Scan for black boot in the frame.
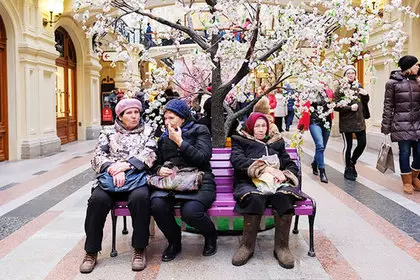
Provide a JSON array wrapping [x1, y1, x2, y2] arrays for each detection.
[[311, 162, 319, 176], [350, 160, 358, 178], [203, 235, 217, 256], [344, 166, 356, 181], [161, 242, 182, 262], [319, 168, 328, 183]]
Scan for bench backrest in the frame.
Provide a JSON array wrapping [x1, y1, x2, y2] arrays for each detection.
[[210, 147, 301, 193]]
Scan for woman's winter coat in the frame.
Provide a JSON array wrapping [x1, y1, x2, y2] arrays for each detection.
[[333, 82, 369, 133], [381, 70, 420, 142], [230, 133, 299, 203], [150, 122, 216, 208], [91, 119, 157, 174]]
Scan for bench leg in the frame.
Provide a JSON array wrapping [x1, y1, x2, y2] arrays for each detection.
[[122, 216, 128, 235], [292, 215, 299, 234], [308, 201, 317, 257], [110, 212, 118, 257]]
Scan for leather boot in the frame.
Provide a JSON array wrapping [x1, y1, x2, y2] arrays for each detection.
[[350, 160, 358, 178], [203, 235, 217, 256], [401, 173, 414, 194], [273, 214, 294, 269], [344, 166, 356, 181], [411, 169, 420, 191], [161, 242, 182, 262], [311, 162, 319, 176], [132, 248, 146, 271], [319, 168, 328, 183], [232, 215, 261, 266], [79, 252, 98, 274]]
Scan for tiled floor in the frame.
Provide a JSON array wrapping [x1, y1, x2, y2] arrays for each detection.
[[0, 134, 419, 280]]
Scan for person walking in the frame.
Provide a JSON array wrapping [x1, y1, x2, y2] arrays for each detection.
[[298, 88, 334, 183], [334, 65, 370, 181], [381, 55, 420, 194], [274, 89, 288, 132], [284, 84, 295, 131]]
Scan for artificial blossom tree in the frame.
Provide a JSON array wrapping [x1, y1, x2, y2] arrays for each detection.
[[74, 0, 418, 147]]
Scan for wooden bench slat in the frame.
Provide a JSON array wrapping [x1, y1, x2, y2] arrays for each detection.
[[210, 161, 232, 168], [211, 154, 231, 161], [216, 185, 233, 192], [212, 169, 234, 176]]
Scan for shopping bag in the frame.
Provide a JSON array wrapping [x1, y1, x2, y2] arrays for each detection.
[[376, 138, 395, 173]]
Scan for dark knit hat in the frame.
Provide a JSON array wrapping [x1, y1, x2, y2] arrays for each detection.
[[245, 112, 269, 136], [164, 99, 191, 120], [398, 55, 418, 72]]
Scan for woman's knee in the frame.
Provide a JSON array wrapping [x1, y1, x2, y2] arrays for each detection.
[[127, 187, 149, 205], [181, 201, 206, 223], [88, 187, 113, 209], [150, 197, 172, 215]]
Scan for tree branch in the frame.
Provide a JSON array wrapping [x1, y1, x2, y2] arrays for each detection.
[[224, 73, 291, 136], [218, 4, 261, 96], [111, 1, 210, 51]]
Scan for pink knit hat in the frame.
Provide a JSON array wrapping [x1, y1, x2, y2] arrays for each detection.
[[115, 98, 142, 116]]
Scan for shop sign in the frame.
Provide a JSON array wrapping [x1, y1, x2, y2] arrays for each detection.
[[102, 107, 113, 122]]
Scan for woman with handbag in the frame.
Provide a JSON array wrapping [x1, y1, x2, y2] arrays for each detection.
[[230, 112, 306, 268], [381, 55, 420, 194], [150, 99, 217, 262], [80, 98, 157, 273], [333, 65, 370, 181]]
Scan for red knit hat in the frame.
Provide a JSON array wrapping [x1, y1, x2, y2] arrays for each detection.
[[245, 112, 270, 136]]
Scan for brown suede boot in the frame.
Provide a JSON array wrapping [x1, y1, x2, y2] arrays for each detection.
[[411, 169, 420, 191], [132, 248, 146, 271], [274, 214, 294, 269], [79, 252, 98, 274], [401, 173, 414, 194], [232, 215, 261, 266]]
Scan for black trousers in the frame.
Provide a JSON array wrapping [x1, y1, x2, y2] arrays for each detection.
[[150, 197, 217, 244], [84, 186, 150, 253], [234, 193, 294, 215], [342, 130, 367, 166], [275, 117, 284, 132]]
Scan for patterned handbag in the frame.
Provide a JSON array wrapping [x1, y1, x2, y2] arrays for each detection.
[[148, 162, 204, 192]]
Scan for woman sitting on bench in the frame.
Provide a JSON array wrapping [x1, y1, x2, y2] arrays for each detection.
[[80, 98, 157, 273], [230, 112, 305, 269], [150, 99, 217, 262]]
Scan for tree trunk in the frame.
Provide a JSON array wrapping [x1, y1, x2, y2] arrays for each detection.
[[211, 65, 225, 147]]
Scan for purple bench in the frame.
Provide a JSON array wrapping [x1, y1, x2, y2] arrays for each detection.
[[110, 147, 316, 258]]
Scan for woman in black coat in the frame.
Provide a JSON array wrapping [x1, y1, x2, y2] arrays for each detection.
[[230, 112, 305, 269], [150, 99, 217, 262], [381, 55, 420, 194], [333, 65, 370, 181]]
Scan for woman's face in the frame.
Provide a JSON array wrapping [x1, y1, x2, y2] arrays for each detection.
[[407, 64, 419, 75], [119, 108, 140, 130], [253, 118, 268, 140], [346, 70, 356, 82], [164, 110, 184, 129]]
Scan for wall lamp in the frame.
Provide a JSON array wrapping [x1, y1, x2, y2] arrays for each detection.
[[43, 11, 62, 27]]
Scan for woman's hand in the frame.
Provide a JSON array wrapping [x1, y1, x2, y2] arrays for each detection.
[[359, 88, 368, 96], [168, 124, 183, 147], [113, 172, 126, 188], [158, 167, 174, 177], [265, 166, 286, 183], [108, 162, 131, 176], [351, 103, 359, 111]]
